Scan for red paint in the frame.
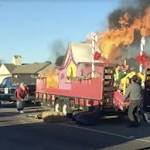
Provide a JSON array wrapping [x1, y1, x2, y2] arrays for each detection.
[[94, 51, 101, 60], [136, 52, 149, 66]]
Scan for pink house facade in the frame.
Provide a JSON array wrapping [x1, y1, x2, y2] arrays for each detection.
[[57, 42, 105, 89]]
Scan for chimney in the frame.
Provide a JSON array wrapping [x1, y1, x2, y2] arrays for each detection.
[[12, 55, 22, 65]]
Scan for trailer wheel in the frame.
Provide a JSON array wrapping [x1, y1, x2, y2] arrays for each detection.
[[62, 101, 72, 116], [54, 100, 61, 113], [62, 103, 68, 115]]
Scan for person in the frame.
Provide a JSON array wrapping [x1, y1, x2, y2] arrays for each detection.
[[136, 77, 150, 124], [15, 83, 28, 113], [124, 75, 143, 127]]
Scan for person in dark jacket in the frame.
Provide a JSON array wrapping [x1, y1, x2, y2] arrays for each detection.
[[15, 83, 28, 113], [124, 75, 143, 127]]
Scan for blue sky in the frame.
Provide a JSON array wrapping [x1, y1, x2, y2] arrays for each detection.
[[0, 0, 120, 63]]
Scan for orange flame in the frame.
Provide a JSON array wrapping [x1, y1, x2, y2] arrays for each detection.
[[98, 7, 150, 62], [46, 69, 58, 88]]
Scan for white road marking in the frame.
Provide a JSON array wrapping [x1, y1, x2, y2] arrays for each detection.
[[60, 123, 133, 139], [136, 138, 150, 143], [60, 123, 150, 143]]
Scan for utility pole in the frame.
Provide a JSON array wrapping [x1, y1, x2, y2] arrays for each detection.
[[91, 32, 98, 78], [139, 37, 145, 73]]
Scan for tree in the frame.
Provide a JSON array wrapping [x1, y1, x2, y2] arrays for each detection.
[[45, 61, 51, 64]]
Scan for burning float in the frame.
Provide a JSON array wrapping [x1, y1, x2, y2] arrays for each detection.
[[35, 2, 150, 124]]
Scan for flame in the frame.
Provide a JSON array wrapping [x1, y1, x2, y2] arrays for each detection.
[[46, 69, 58, 88], [97, 7, 150, 62]]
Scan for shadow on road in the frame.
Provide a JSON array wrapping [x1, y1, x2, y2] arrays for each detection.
[[0, 111, 18, 118], [0, 101, 38, 108]]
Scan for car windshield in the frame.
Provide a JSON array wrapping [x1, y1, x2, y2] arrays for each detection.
[[0, 78, 13, 88]]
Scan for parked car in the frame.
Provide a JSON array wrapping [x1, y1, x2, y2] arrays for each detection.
[[0, 77, 16, 101], [0, 77, 36, 102]]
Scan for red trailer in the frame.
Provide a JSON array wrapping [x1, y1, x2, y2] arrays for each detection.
[[36, 64, 127, 115]]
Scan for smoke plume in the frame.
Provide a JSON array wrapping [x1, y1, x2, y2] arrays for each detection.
[[49, 39, 66, 63], [97, 0, 150, 62]]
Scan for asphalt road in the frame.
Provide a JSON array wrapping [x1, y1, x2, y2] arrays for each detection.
[[0, 103, 150, 150]]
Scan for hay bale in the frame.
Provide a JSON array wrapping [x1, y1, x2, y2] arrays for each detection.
[[36, 113, 43, 119], [36, 111, 69, 123], [42, 111, 63, 117]]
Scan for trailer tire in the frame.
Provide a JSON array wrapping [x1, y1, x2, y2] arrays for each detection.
[[54, 100, 61, 113], [62, 103, 71, 116], [62, 103, 67, 115], [62, 101, 73, 117]]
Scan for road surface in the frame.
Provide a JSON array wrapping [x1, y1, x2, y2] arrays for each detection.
[[0, 104, 150, 150]]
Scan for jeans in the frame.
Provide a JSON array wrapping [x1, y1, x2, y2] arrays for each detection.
[[16, 101, 24, 111]]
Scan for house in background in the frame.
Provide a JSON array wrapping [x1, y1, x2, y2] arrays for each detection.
[[12, 55, 22, 66], [0, 64, 17, 83], [38, 64, 56, 78], [0, 55, 22, 83], [12, 62, 51, 85]]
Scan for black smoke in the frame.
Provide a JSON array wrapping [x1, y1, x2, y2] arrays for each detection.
[[49, 39, 66, 63], [107, 0, 150, 58], [108, 0, 150, 29], [108, 8, 138, 29], [139, 0, 150, 12]]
